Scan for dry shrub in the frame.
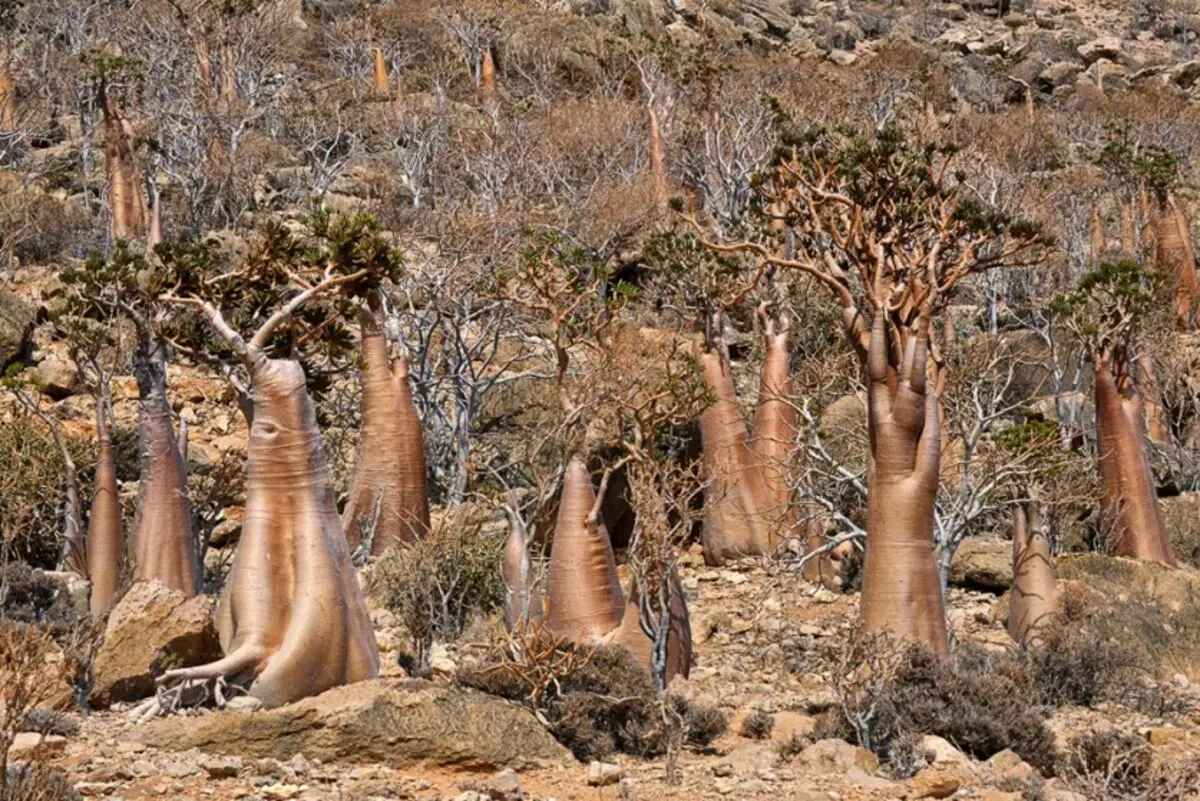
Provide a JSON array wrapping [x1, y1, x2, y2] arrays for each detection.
[[0, 622, 71, 797], [819, 630, 1056, 775], [459, 631, 725, 761], [367, 508, 505, 672], [740, 709, 774, 740], [1062, 730, 1200, 801], [1026, 619, 1146, 709], [2, 764, 81, 801]]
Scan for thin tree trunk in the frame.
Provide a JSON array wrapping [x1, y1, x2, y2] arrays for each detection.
[[1120, 202, 1136, 259], [648, 104, 668, 212], [1137, 352, 1171, 446], [60, 457, 87, 578], [1090, 203, 1107, 265], [0, 44, 15, 133], [478, 47, 497, 111], [502, 516, 541, 628], [858, 312, 950, 658], [101, 81, 149, 242], [543, 455, 625, 643], [695, 335, 773, 565], [163, 353, 380, 707], [131, 338, 199, 596], [88, 397, 122, 618], [1008, 498, 1057, 648], [1094, 353, 1175, 565], [372, 48, 389, 96], [343, 305, 430, 556]]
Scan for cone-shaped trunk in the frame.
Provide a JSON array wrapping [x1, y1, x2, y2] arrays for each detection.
[[1155, 194, 1198, 331], [697, 344, 773, 565], [175, 355, 379, 707], [60, 460, 87, 578], [613, 567, 691, 687], [1090, 203, 1107, 265], [503, 521, 542, 628], [544, 456, 625, 643], [1008, 499, 1057, 648], [101, 82, 149, 242], [751, 324, 797, 538], [88, 402, 123, 618], [648, 105, 668, 211], [131, 343, 199, 596], [372, 48, 390, 96], [342, 308, 430, 556], [1094, 356, 1175, 565], [1136, 352, 1171, 446], [858, 313, 950, 658]]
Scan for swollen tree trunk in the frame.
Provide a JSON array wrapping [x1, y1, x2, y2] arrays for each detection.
[[343, 307, 430, 557], [858, 313, 950, 658], [1090, 203, 1107, 265], [1094, 353, 1175, 564], [88, 399, 122, 618], [100, 80, 149, 242], [750, 317, 797, 538], [131, 340, 199, 597], [1136, 352, 1171, 446], [503, 518, 542, 628], [696, 339, 773, 565], [1155, 194, 1198, 331], [1008, 499, 1057, 648], [372, 48, 389, 96], [162, 353, 379, 707], [543, 456, 625, 643], [613, 566, 691, 688], [479, 47, 497, 111], [0, 46, 15, 133]]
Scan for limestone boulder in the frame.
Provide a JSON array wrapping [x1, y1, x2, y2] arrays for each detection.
[[950, 538, 1012, 591], [90, 581, 222, 707], [0, 287, 34, 368], [133, 679, 571, 770]]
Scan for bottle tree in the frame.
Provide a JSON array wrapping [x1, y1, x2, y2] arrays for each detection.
[[687, 124, 1048, 656], [135, 211, 392, 710], [1052, 260, 1175, 564]]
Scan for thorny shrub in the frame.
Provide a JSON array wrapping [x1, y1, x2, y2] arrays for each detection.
[[1, 764, 82, 801], [459, 628, 726, 761], [740, 709, 775, 740], [367, 507, 505, 672], [1062, 729, 1200, 801], [0, 622, 72, 797]]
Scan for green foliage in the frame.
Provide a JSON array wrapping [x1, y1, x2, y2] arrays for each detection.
[[367, 509, 505, 672], [996, 413, 1059, 455], [1096, 125, 1178, 193], [1051, 260, 1160, 351]]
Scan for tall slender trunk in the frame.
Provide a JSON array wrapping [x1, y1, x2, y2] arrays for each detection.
[[478, 48, 497, 112], [696, 339, 773, 565], [543, 455, 625, 643], [1155, 193, 1198, 331], [88, 399, 122, 618], [372, 48, 390, 96], [60, 458, 87, 578], [1008, 498, 1057, 648], [0, 44, 15, 133], [1136, 352, 1171, 445], [131, 340, 199, 596], [1090, 203, 1107, 265], [648, 104, 668, 212], [101, 80, 149, 242], [750, 319, 797, 542], [1094, 354, 1175, 564], [168, 354, 380, 707], [343, 306, 430, 556], [1120, 202, 1136, 258], [858, 312, 950, 658], [503, 517, 542, 628]]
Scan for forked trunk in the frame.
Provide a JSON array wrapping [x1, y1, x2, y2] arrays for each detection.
[[1094, 355, 1175, 565], [648, 105, 668, 211], [1008, 499, 1057, 648], [613, 566, 691, 688], [131, 369, 199, 596], [696, 341, 773, 565], [101, 81, 149, 242], [372, 48, 390, 96], [88, 401, 123, 618], [858, 313, 950, 658], [750, 320, 798, 538], [1154, 194, 1198, 331], [343, 308, 430, 556], [166, 354, 380, 707], [543, 456, 625, 643]]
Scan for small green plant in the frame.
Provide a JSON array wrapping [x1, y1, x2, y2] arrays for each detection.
[[367, 508, 505, 672]]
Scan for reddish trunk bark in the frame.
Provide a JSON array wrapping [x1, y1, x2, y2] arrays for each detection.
[[372, 48, 390, 96], [0, 47, 16, 133], [60, 460, 87, 579], [342, 308, 430, 556], [131, 384, 199, 597], [1155, 194, 1198, 331], [750, 320, 798, 539], [1136, 352, 1171, 446], [101, 82, 149, 242], [1094, 355, 1175, 565], [479, 48, 497, 110], [696, 341, 773, 565], [1090, 203, 1107, 265], [166, 355, 380, 707], [858, 313, 950, 658], [544, 456, 625, 643], [1008, 499, 1057, 648], [503, 520, 542, 628], [88, 402, 123, 618]]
